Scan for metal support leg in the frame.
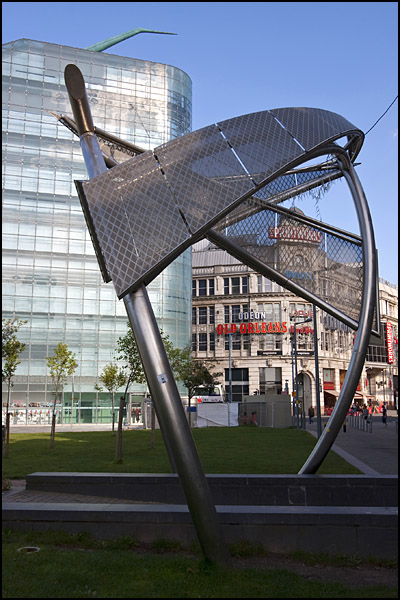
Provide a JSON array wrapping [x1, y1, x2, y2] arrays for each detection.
[[299, 156, 377, 473], [124, 288, 232, 568], [65, 63, 231, 568]]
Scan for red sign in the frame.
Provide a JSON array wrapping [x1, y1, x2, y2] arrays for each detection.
[[386, 322, 394, 363], [268, 226, 322, 243], [216, 322, 287, 335]]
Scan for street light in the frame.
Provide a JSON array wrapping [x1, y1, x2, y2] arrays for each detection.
[[291, 316, 312, 428], [312, 305, 322, 438]]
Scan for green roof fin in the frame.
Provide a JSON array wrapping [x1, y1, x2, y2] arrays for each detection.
[[85, 28, 177, 52]]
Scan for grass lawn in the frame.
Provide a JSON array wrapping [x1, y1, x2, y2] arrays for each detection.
[[2, 529, 398, 598], [3, 427, 397, 598], [2, 426, 362, 478]]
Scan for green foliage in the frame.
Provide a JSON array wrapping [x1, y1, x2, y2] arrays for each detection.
[[99, 363, 126, 395], [46, 343, 78, 409], [2, 318, 27, 388], [116, 324, 221, 403], [116, 324, 177, 388], [45, 343, 78, 448], [172, 346, 222, 400]]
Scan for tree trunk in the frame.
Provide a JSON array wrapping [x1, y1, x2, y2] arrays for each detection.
[[151, 404, 155, 449], [50, 389, 59, 449], [115, 396, 124, 462], [3, 412, 10, 458], [4, 384, 11, 457], [50, 413, 56, 449], [111, 393, 115, 432]]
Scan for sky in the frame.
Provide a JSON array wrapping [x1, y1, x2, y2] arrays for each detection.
[[2, 2, 398, 284]]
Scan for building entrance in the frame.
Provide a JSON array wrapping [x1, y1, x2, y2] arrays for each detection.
[[297, 373, 312, 413]]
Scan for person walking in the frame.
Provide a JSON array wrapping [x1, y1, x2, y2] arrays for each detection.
[[382, 402, 388, 427], [308, 406, 314, 424]]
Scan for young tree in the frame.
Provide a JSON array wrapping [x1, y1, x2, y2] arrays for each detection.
[[173, 347, 223, 426], [46, 343, 77, 448], [99, 363, 126, 432], [116, 324, 181, 447], [2, 318, 27, 457], [117, 324, 179, 386]]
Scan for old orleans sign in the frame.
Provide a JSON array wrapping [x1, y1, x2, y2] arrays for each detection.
[[216, 322, 288, 335]]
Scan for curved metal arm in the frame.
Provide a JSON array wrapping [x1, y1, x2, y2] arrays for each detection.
[[299, 154, 377, 474]]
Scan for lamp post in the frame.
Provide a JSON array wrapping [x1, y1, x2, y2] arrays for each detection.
[[291, 316, 312, 428], [228, 331, 232, 403], [313, 305, 322, 438]]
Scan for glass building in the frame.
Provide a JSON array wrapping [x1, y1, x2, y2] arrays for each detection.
[[2, 39, 192, 424]]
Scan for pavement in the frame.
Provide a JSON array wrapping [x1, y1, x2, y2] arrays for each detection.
[[305, 411, 398, 475]]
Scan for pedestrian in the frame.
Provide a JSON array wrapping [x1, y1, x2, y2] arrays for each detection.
[[382, 403, 387, 427], [363, 404, 369, 420], [308, 406, 314, 424]]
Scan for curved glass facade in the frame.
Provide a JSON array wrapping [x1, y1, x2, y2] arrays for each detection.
[[2, 39, 192, 422]]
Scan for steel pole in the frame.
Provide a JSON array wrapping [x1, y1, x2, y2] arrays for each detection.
[[64, 63, 232, 568], [228, 332, 232, 403], [293, 324, 299, 428], [313, 305, 322, 438], [123, 289, 232, 568]]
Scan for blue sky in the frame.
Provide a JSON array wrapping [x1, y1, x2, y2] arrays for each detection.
[[3, 2, 398, 284]]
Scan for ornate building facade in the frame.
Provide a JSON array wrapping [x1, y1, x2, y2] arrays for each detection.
[[192, 237, 398, 412]]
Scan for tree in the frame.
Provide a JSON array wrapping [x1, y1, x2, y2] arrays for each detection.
[[116, 324, 182, 448], [116, 324, 180, 397], [172, 347, 223, 426], [99, 363, 126, 432], [46, 343, 77, 448], [2, 318, 27, 457]]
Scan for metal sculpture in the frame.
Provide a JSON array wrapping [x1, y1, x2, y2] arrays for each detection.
[[64, 63, 378, 564]]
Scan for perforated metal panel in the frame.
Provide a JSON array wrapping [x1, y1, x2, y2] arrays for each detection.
[[213, 203, 364, 325], [77, 107, 364, 301], [155, 124, 255, 233], [269, 108, 360, 153], [79, 151, 191, 297], [217, 111, 304, 185]]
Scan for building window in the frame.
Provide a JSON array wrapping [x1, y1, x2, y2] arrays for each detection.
[[224, 304, 249, 323], [224, 276, 249, 295], [257, 276, 282, 293], [259, 367, 282, 394], [198, 333, 207, 352], [198, 306, 207, 324], [256, 302, 282, 352], [193, 306, 215, 325], [209, 332, 215, 351], [198, 279, 207, 296], [192, 333, 197, 352], [225, 368, 249, 402], [242, 276, 248, 294], [193, 278, 215, 297], [323, 368, 335, 389]]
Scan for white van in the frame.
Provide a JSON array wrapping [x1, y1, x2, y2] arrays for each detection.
[[192, 384, 225, 403]]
